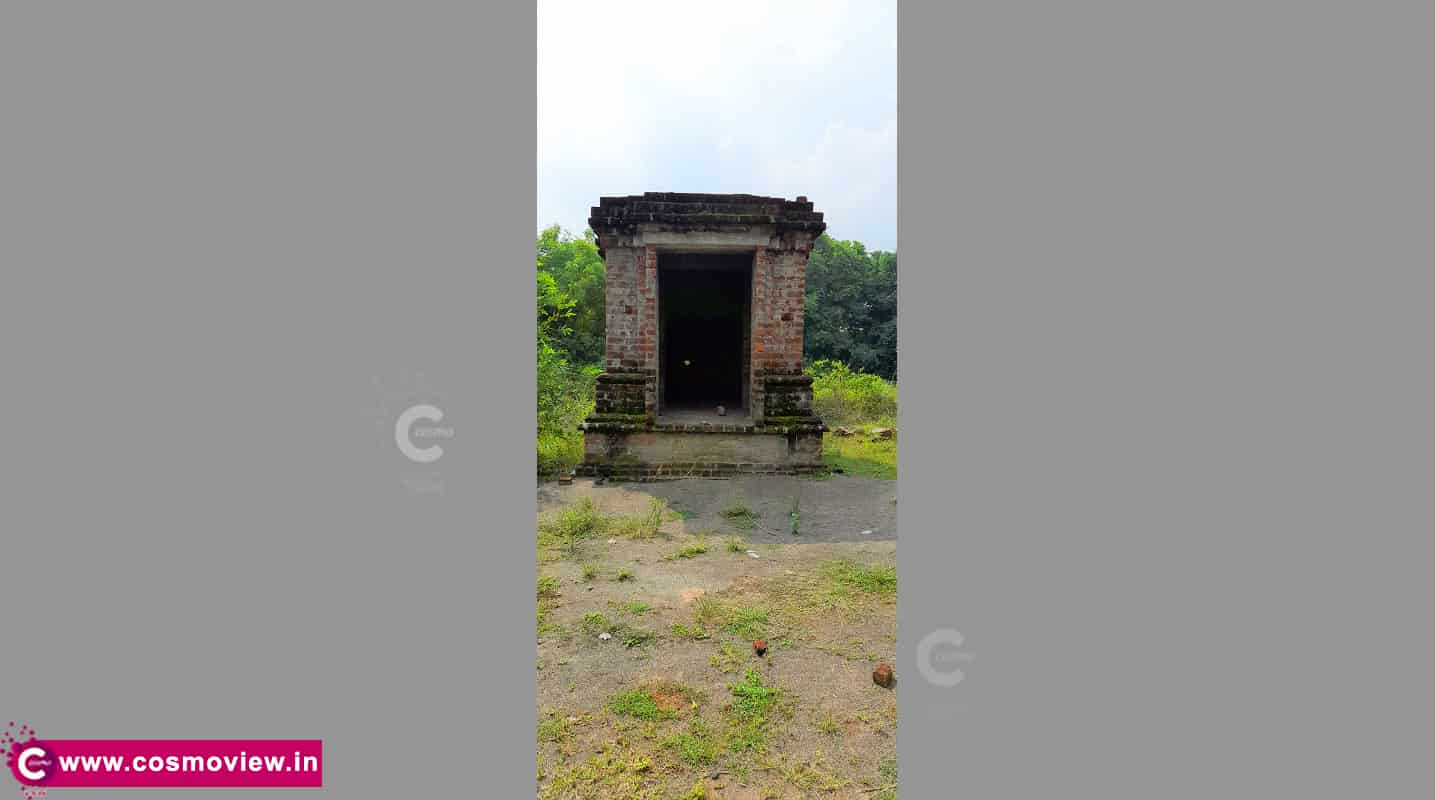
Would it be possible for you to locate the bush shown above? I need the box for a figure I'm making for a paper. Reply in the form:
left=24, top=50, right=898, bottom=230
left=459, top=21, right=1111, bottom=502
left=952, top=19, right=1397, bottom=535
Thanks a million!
left=537, top=269, right=598, bottom=476
left=807, top=360, right=897, bottom=427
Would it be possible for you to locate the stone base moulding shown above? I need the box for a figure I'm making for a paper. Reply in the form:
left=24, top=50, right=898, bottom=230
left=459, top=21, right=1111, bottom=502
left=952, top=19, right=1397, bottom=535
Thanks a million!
left=577, top=421, right=826, bottom=481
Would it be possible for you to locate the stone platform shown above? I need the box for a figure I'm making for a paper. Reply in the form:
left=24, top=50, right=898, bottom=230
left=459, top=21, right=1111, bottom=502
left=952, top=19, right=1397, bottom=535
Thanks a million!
left=576, top=415, right=826, bottom=481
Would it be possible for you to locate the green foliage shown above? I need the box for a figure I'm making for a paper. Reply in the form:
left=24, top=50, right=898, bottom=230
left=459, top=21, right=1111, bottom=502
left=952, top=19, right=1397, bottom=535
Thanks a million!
left=803, top=235, right=897, bottom=380
left=809, top=359, right=898, bottom=477
left=537, top=225, right=606, bottom=365
left=536, top=227, right=603, bottom=476
left=807, top=360, right=897, bottom=427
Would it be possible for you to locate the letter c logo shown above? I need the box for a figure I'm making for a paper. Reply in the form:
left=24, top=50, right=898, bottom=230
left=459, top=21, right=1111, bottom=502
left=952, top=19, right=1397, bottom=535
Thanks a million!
left=396, top=404, right=445, bottom=463
left=18, top=745, right=50, bottom=781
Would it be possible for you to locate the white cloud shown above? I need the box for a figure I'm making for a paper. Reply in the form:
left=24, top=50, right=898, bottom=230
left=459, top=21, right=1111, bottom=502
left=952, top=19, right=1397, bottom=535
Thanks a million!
left=538, top=0, right=896, bottom=249
left=764, top=119, right=898, bottom=249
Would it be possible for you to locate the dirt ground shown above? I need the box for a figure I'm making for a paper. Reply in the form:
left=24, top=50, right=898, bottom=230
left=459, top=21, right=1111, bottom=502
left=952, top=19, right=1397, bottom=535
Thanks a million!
left=536, top=476, right=898, bottom=799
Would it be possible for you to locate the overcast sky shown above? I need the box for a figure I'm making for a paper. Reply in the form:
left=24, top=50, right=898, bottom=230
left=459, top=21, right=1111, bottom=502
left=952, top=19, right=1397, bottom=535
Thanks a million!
left=538, top=0, right=897, bottom=252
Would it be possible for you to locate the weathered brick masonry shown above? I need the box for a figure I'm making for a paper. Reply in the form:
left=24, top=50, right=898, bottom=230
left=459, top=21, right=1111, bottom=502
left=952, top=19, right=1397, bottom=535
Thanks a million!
left=579, top=192, right=827, bottom=480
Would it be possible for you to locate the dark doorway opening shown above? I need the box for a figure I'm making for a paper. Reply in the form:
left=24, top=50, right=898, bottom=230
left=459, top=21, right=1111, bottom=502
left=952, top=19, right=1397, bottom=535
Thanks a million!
left=658, top=253, right=752, bottom=415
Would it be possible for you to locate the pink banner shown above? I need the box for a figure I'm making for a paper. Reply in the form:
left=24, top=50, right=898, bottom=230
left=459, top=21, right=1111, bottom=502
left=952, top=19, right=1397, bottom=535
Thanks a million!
left=8, top=740, right=322, bottom=788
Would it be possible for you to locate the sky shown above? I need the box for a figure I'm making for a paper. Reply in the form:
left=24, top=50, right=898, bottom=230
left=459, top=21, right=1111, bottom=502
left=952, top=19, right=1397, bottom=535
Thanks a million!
left=538, top=0, right=897, bottom=252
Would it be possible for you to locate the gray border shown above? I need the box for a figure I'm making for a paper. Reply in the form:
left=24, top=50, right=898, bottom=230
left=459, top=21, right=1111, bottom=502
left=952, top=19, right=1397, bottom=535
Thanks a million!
left=1, top=3, right=534, bottom=796
left=902, top=2, right=1432, bottom=796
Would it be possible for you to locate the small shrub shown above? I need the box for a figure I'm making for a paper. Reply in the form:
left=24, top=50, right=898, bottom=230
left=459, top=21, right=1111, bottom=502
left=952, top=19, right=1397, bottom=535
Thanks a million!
left=622, top=629, right=654, bottom=648
left=537, top=497, right=602, bottom=560
left=720, top=503, right=758, bottom=531
left=807, top=360, right=896, bottom=427
left=581, top=612, right=614, bottom=634
left=665, top=542, right=709, bottom=561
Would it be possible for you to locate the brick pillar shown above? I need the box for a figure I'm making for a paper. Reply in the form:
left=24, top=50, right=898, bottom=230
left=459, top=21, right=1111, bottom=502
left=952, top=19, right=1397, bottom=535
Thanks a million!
left=639, top=244, right=659, bottom=416
left=749, top=247, right=772, bottom=422
left=753, top=237, right=818, bottom=421
left=590, top=243, right=651, bottom=421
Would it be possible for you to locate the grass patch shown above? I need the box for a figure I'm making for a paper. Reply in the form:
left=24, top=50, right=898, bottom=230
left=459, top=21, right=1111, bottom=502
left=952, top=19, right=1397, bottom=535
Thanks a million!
left=582, top=611, right=654, bottom=648
left=822, top=560, right=897, bottom=596
left=670, top=623, right=711, bottom=641
left=537, top=575, right=561, bottom=637
left=693, top=597, right=770, bottom=639
left=537, top=710, right=587, bottom=744
left=536, top=740, right=665, bottom=800
left=621, top=601, right=650, bottom=616
left=870, top=756, right=898, bottom=800
left=608, top=497, right=675, bottom=539
left=580, top=564, right=598, bottom=581
left=537, top=497, right=602, bottom=562
left=764, top=751, right=849, bottom=793
left=763, top=559, right=897, bottom=630
left=719, top=503, right=758, bottom=530
left=538, top=497, right=681, bottom=564
left=708, top=641, right=744, bottom=674
left=608, top=680, right=696, bottom=723
left=621, top=629, right=654, bottom=648
left=581, top=612, right=614, bottom=634
left=661, top=718, right=720, bottom=766
left=822, top=431, right=896, bottom=479
left=723, top=669, right=783, bottom=754
left=815, top=711, right=841, bottom=735
left=724, top=535, right=746, bottom=553
left=729, top=669, right=779, bottom=721
left=615, top=568, right=635, bottom=582
left=608, top=690, right=671, bottom=721
left=664, top=542, right=709, bottom=561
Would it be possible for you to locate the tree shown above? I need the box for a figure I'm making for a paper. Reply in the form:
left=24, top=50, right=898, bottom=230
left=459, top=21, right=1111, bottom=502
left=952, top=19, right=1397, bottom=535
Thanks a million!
left=803, top=234, right=898, bottom=380
left=536, top=225, right=605, bottom=366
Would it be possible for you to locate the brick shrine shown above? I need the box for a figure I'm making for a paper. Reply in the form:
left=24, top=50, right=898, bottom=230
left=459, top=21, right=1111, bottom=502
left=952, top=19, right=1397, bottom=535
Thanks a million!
left=578, top=192, right=828, bottom=480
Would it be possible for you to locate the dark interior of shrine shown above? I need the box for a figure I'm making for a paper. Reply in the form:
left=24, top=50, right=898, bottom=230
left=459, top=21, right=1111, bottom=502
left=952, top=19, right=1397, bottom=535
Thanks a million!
left=658, top=253, right=752, bottom=414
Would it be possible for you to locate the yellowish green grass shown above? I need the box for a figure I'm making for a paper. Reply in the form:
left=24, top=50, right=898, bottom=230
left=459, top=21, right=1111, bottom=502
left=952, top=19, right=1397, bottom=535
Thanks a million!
left=822, top=430, right=896, bottom=479
left=538, top=497, right=681, bottom=563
